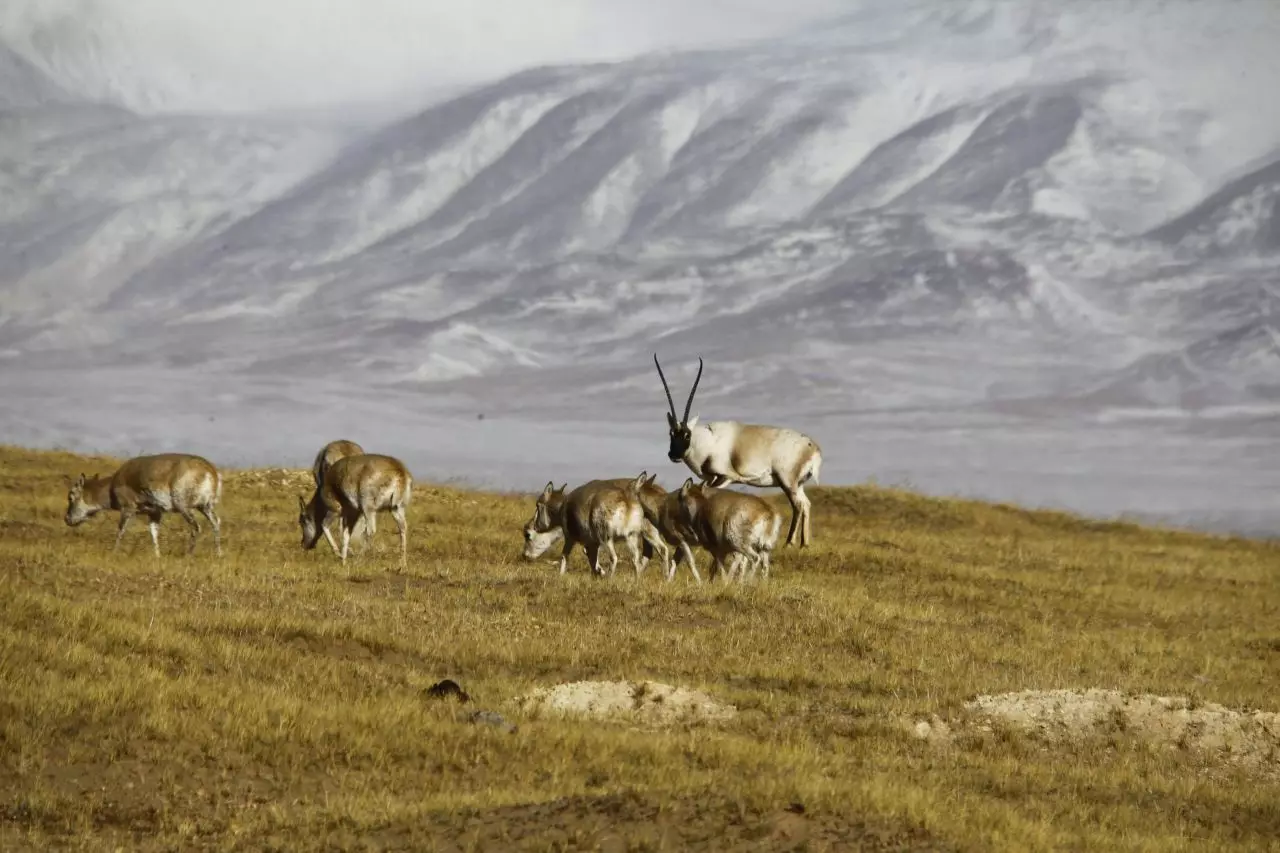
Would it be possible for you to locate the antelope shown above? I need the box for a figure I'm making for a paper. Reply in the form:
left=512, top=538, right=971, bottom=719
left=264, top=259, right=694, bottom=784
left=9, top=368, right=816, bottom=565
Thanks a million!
left=63, top=453, right=223, bottom=557
left=310, top=439, right=366, bottom=554
left=630, top=473, right=703, bottom=583
left=297, top=453, right=412, bottom=566
left=521, top=474, right=668, bottom=577
left=654, top=353, right=822, bottom=547
left=673, top=478, right=782, bottom=583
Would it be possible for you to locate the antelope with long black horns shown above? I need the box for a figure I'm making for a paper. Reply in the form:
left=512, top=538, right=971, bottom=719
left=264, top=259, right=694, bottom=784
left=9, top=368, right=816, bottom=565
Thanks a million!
left=653, top=353, right=823, bottom=547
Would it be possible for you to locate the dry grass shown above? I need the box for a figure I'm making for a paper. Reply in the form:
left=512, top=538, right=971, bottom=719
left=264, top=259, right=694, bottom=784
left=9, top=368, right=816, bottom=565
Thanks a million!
left=1, top=443, right=1278, bottom=852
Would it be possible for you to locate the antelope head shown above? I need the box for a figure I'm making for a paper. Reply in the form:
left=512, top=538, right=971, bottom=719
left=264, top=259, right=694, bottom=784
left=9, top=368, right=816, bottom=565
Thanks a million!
left=653, top=353, right=703, bottom=463
left=64, top=473, right=102, bottom=526
left=522, top=481, right=567, bottom=560
left=297, top=493, right=325, bottom=550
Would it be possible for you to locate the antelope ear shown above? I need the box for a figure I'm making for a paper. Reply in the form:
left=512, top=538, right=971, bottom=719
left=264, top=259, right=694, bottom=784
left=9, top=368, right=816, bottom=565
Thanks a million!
left=297, top=494, right=306, bottom=510
left=631, top=472, right=646, bottom=489
left=541, top=481, right=554, bottom=499
left=558, top=482, right=567, bottom=493
left=680, top=477, right=694, bottom=495
left=645, top=472, right=658, bottom=486
left=686, top=415, right=699, bottom=429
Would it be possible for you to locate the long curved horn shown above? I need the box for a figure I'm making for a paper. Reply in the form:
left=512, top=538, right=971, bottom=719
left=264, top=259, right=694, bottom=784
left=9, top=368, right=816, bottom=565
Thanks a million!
left=682, top=356, right=704, bottom=425
left=653, top=353, right=677, bottom=418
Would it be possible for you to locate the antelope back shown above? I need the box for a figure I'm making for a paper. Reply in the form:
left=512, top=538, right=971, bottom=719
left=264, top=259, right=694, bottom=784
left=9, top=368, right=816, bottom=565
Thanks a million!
left=676, top=479, right=776, bottom=547
left=566, top=476, right=646, bottom=541
left=737, top=424, right=819, bottom=477
left=313, top=439, right=365, bottom=486
left=705, top=487, right=775, bottom=528
left=324, top=454, right=411, bottom=509
left=563, top=479, right=627, bottom=533
left=115, top=454, right=221, bottom=504
left=603, top=474, right=666, bottom=524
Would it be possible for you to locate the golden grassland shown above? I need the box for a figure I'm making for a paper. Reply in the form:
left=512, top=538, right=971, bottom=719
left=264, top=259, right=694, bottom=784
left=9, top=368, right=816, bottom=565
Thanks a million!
left=1, top=443, right=1278, bottom=852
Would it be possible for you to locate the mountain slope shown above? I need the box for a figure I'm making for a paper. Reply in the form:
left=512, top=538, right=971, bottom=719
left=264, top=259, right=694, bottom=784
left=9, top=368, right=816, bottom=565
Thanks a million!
left=0, top=42, right=72, bottom=108
left=1147, top=155, right=1280, bottom=256
left=2, top=0, right=1280, bottom=418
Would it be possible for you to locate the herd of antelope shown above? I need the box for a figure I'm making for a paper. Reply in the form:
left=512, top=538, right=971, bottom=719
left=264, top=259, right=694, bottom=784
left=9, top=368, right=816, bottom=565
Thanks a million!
left=62, top=355, right=823, bottom=583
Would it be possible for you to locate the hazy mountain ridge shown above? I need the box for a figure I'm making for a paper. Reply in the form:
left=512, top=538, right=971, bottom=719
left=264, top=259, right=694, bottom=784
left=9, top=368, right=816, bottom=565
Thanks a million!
left=2, top=1, right=1280, bottom=534
left=2, top=0, right=1280, bottom=532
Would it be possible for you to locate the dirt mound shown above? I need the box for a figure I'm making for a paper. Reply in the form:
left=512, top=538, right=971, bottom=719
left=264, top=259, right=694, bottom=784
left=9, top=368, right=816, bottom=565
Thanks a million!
left=512, top=680, right=737, bottom=726
left=914, top=689, right=1280, bottom=774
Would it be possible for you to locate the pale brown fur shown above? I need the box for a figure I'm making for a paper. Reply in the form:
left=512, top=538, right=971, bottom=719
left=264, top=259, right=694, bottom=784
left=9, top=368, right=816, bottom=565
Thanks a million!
left=625, top=473, right=703, bottom=583
left=298, top=453, right=412, bottom=567
left=312, top=439, right=365, bottom=487
left=310, top=439, right=366, bottom=554
left=522, top=474, right=668, bottom=577
left=64, top=453, right=223, bottom=557
left=673, top=478, right=782, bottom=583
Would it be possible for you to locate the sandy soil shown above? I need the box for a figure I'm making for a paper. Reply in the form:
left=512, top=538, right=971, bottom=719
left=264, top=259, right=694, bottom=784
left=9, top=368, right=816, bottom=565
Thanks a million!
left=913, top=688, right=1280, bottom=775
left=512, top=680, right=738, bottom=726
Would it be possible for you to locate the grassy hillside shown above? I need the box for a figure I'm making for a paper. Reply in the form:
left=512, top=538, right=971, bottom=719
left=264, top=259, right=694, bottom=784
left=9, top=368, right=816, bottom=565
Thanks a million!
left=1, top=443, right=1277, bottom=851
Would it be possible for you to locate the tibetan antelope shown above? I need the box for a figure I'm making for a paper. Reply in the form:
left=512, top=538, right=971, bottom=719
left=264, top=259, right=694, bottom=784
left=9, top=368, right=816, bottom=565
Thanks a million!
left=298, top=453, right=412, bottom=566
left=654, top=353, right=822, bottom=547
left=630, top=473, right=703, bottom=583
left=673, top=478, right=782, bottom=582
left=521, top=474, right=668, bottom=577
left=310, top=439, right=366, bottom=554
left=64, top=453, right=223, bottom=557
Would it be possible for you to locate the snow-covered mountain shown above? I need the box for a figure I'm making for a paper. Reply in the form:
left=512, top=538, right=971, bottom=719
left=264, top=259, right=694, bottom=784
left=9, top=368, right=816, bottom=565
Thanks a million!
left=2, top=0, right=1279, bottom=534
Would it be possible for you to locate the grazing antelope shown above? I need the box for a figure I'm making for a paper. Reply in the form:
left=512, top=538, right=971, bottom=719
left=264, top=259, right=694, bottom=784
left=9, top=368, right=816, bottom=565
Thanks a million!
left=654, top=353, right=822, bottom=547
left=630, top=473, right=703, bottom=583
left=310, top=439, right=366, bottom=554
left=63, top=453, right=223, bottom=557
left=297, top=453, right=412, bottom=566
left=673, top=478, right=782, bottom=582
left=521, top=474, right=668, bottom=577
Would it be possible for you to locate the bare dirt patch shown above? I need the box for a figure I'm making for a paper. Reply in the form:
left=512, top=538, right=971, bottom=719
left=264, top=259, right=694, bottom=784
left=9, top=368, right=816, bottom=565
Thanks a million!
left=512, top=680, right=737, bottom=726
left=914, top=688, right=1280, bottom=775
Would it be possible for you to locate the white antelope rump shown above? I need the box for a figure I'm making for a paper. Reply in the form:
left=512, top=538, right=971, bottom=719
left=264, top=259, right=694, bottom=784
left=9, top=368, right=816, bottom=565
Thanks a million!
left=673, top=478, right=782, bottom=582
left=521, top=474, right=669, bottom=577
left=63, top=453, right=223, bottom=557
left=654, top=353, right=822, bottom=547
left=297, top=453, right=412, bottom=566
left=309, top=438, right=366, bottom=554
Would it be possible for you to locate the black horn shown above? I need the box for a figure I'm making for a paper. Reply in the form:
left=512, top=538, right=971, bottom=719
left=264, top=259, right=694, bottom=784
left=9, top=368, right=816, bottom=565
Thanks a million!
left=654, top=353, right=677, bottom=418
left=682, top=357, right=704, bottom=425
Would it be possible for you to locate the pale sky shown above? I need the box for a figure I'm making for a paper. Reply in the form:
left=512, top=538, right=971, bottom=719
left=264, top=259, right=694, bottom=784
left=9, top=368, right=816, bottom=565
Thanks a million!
left=1, top=0, right=853, bottom=113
